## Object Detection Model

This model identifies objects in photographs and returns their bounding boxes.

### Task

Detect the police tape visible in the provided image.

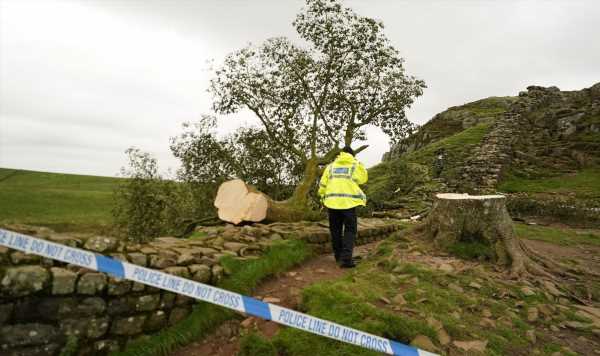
[0,228,438,356]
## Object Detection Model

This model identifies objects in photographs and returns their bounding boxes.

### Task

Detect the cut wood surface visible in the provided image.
[214,179,270,224]
[214,179,323,224]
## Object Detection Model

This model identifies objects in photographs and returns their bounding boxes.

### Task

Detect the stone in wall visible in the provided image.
[77,273,107,295]
[0,323,63,349]
[1,266,49,298]
[59,316,109,338]
[84,236,118,253]
[0,218,404,354]
[110,315,146,336]
[50,268,77,295]
[131,294,161,312]
[144,310,168,332]
[107,276,132,296]
[189,264,212,283]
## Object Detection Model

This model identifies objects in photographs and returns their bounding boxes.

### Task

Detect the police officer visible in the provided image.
[318,146,368,268]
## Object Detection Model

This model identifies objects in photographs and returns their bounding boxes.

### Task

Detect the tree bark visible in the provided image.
[424,193,585,279]
[288,157,320,208]
[214,179,319,225]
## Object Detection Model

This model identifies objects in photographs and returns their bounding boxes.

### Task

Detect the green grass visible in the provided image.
[238,332,278,356]
[0,167,122,232]
[447,241,494,261]
[457,96,515,116]
[403,121,493,165]
[187,231,208,240]
[366,122,493,207]
[116,239,313,356]
[515,223,600,246]
[499,168,600,199]
[258,247,538,356]
[271,276,436,356]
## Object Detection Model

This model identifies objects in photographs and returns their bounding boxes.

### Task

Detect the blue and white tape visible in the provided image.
[0,228,437,356]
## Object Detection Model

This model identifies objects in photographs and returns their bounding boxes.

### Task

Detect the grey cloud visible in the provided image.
[1,0,599,176]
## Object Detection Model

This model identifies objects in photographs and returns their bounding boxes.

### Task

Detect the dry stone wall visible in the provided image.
[0,218,402,355]
[458,83,600,193]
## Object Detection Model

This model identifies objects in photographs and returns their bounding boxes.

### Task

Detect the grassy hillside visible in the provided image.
[0,167,122,232]
[370,85,600,226]
[499,168,600,200]
[385,96,515,160]
[366,122,494,210]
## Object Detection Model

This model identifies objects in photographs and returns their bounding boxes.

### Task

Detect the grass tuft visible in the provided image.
[238,332,278,356]
[447,241,494,261]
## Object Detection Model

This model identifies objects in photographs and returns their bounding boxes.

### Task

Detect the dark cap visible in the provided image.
[342,146,355,156]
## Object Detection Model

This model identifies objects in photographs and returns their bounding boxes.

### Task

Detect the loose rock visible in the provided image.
[411,335,437,352]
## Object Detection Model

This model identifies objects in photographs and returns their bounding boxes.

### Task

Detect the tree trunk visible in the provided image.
[214,179,319,225]
[288,157,320,208]
[424,193,584,279]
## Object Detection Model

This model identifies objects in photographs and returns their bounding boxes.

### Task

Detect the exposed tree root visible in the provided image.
[424,193,599,304]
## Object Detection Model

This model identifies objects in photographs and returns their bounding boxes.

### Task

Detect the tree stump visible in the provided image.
[214,179,316,225]
[425,193,572,278]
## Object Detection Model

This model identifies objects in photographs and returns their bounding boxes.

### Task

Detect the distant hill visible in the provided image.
[0,167,123,233]
[367,83,600,226]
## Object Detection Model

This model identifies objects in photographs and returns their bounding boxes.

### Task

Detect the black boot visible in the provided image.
[339,259,356,268]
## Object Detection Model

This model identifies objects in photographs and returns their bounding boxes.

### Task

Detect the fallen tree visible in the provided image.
[207,0,425,219]
[214,179,318,224]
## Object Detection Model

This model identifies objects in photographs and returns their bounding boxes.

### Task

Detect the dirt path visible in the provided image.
[171,243,379,356]
[523,239,600,274]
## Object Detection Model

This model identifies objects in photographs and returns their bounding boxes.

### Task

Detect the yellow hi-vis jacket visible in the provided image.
[318,152,368,209]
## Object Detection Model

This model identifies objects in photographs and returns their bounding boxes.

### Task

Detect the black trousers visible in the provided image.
[327,208,357,263]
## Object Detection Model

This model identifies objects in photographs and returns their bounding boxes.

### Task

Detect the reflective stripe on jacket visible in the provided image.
[318,152,368,209]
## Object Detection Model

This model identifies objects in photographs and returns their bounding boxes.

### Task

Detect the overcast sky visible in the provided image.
[1,0,599,177]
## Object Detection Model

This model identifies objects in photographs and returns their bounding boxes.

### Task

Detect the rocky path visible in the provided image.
[171,243,378,356]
